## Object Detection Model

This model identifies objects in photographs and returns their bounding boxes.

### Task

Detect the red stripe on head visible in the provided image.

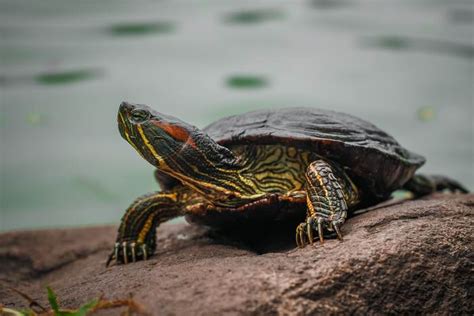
[151,120,197,149]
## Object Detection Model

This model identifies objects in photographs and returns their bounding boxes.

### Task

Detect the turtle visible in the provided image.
[107,102,468,265]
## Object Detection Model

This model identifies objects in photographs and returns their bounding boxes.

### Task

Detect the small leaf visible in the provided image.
[75,298,100,316]
[47,286,60,313]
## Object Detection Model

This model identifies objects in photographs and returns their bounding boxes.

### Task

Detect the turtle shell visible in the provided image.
[203,107,425,200]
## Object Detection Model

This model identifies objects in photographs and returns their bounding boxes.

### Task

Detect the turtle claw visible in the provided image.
[333,222,343,241]
[106,241,153,266]
[307,220,314,245]
[131,243,137,262]
[317,218,324,244]
[330,210,347,241]
[122,242,128,264]
[106,243,119,267]
[296,223,307,247]
[295,217,322,247]
[295,211,347,248]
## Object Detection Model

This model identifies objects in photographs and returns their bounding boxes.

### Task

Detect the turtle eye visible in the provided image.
[130,109,150,123]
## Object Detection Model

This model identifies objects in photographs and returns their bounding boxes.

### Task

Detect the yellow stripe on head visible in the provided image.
[137,124,166,166]
[118,112,145,158]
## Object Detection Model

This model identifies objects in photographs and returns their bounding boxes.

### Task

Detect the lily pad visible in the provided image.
[310,0,351,9]
[108,21,175,36]
[370,36,411,50]
[226,75,268,89]
[363,35,474,59]
[35,69,100,85]
[224,9,284,24]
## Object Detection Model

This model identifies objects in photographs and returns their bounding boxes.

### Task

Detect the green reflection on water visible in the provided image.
[370,36,410,50]
[0,46,36,63]
[35,69,101,85]
[417,106,436,122]
[71,176,119,203]
[25,112,47,126]
[391,190,412,199]
[224,9,284,24]
[108,21,175,36]
[226,75,268,89]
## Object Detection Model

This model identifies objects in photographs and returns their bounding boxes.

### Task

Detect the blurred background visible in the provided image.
[0,0,472,232]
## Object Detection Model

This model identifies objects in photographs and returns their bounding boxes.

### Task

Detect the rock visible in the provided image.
[1,193,473,315]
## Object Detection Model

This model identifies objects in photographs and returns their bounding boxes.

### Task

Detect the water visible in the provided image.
[1,0,473,232]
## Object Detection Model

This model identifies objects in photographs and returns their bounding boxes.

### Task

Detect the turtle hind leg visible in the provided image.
[296,160,360,247]
[403,174,469,198]
[106,191,182,266]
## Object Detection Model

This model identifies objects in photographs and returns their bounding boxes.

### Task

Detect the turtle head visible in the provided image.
[118,101,203,168]
[118,101,238,178]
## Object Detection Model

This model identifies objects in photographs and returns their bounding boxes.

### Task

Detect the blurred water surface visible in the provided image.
[1,0,473,231]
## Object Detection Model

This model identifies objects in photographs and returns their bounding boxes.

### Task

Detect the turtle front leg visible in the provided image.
[296,160,359,247]
[106,191,182,266]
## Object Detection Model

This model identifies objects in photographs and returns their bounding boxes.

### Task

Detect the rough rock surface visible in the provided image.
[1,194,473,315]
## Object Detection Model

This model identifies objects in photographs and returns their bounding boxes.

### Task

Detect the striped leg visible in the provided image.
[106,191,181,266]
[296,160,359,247]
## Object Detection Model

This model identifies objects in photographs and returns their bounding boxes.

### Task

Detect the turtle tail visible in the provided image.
[403,174,469,197]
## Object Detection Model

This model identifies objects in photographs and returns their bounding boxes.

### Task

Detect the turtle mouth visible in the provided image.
[117,111,136,142]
